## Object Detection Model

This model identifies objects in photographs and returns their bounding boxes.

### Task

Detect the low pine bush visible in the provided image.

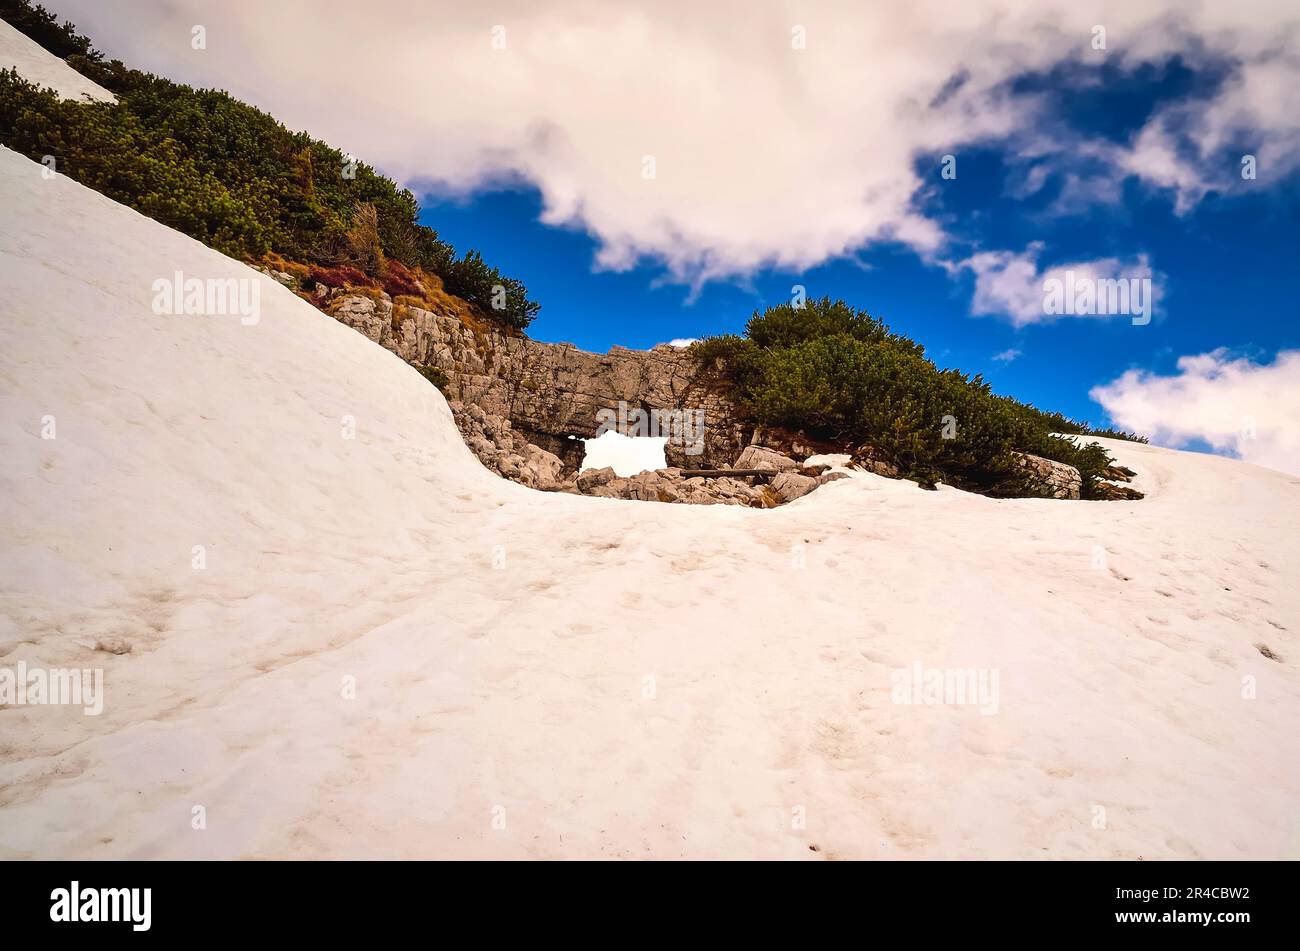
[0,0,541,330]
[693,297,1143,497]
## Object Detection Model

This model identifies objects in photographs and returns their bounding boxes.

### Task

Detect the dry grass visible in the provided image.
[258,251,312,283]
[260,255,518,343]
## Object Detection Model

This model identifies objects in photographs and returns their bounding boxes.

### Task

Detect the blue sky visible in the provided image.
[418,90,1299,429]
[418,179,1300,428]
[52,0,1300,471]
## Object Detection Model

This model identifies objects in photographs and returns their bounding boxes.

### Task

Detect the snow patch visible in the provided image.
[1,145,1298,860]
[0,19,115,103]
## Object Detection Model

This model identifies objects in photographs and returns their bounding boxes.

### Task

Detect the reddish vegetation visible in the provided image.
[381,260,424,298]
[309,265,374,289]
[273,256,524,338]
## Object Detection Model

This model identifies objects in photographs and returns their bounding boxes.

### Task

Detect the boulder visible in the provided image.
[770,471,819,503]
[848,444,901,478]
[450,399,568,491]
[577,466,618,491]
[332,294,377,317]
[523,444,566,490]
[1094,481,1145,501]
[1012,452,1082,500]
[625,481,661,502]
[733,445,797,472]
[587,481,628,499]
[254,266,295,288]
[1098,464,1138,483]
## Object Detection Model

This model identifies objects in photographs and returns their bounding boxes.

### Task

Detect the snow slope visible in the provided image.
[0,20,114,102]
[1,145,1298,859]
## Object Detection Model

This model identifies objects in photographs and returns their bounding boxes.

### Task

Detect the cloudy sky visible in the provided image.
[55,0,1300,472]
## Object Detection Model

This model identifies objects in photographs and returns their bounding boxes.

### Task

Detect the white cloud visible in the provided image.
[1091,349,1300,476]
[992,348,1022,363]
[1116,50,1300,212]
[664,338,699,348]
[53,0,1300,284]
[1118,118,1211,214]
[960,245,1158,327]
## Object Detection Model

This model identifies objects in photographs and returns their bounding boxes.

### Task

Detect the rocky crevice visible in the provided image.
[318,284,753,467]
[277,273,1132,503]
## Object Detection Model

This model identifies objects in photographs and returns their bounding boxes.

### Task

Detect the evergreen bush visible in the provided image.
[693,297,1145,497]
[0,0,541,330]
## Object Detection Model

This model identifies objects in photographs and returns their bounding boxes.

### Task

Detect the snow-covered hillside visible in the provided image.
[0,19,114,102]
[1,144,1297,859]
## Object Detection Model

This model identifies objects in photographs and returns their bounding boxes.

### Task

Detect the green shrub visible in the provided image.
[745,298,923,356]
[0,0,541,330]
[441,250,539,331]
[417,366,450,393]
[693,297,1142,497]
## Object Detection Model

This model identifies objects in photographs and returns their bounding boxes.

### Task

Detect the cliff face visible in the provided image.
[326,290,751,471]
[315,285,1105,501]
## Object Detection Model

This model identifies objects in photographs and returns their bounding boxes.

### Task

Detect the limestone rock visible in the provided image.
[734,445,797,472]
[587,480,628,499]
[323,292,1117,504]
[1013,452,1083,500]
[254,265,295,288]
[577,467,617,491]
[449,399,567,491]
[1098,464,1138,483]
[848,444,901,478]
[1094,480,1145,501]
[327,293,749,471]
[770,471,819,503]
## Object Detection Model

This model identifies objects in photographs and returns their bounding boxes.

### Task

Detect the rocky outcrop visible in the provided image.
[450,401,569,491]
[1013,452,1083,500]
[576,466,617,492]
[1093,481,1144,501]
[769,470,819,503]
[1094,463,1144,500]
[578,447,851,507]
[450,411,845,507]
[319,287,1127,503]
[734,445,799,472]
[581,468,771,506]
[324,290,749,471]
[847,443,903,479]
